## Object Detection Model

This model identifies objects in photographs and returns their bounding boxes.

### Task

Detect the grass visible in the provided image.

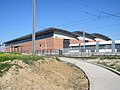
[94,58,120,72]
[0,63,11,76]
[98,55,120,60]
[0,53,44,63]
[0,52,45,76]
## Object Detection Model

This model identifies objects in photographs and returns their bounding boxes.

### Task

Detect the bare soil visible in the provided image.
[0,59,88,90]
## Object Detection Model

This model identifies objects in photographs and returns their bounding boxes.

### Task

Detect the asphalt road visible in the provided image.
[59,57,120,90]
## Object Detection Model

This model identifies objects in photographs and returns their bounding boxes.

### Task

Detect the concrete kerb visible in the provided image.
[71,57,120,76]
[87,62,120,76]
[58,57,90,90]
[58,57,120,90]
[58,56,120,76]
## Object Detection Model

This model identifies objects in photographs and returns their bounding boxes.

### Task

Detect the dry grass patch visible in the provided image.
[0,59,88,90]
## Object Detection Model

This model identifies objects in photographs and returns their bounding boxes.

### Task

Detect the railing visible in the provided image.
[21,48,120,57]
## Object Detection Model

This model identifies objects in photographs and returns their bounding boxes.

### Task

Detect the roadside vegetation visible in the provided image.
[85,55,120,72]
[0,52,44,76]
[0,52,88,90]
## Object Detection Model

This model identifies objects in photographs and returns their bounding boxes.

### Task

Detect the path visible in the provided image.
[59,57,120,90]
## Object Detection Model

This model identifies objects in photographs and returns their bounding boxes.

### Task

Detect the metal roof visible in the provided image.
[73,31,95,40]
[4,27,78,44]
[91,33,111,41]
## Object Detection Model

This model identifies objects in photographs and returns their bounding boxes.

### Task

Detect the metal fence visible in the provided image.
[21,47,120,57]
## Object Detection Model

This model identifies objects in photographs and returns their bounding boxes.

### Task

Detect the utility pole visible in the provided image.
[32,0,36,54]
[83,30,85,52]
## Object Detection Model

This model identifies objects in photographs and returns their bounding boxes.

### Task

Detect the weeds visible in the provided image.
[0,53,44,63]
[0,63,11,76]
[0,52,45,76]
[99,55,120,60]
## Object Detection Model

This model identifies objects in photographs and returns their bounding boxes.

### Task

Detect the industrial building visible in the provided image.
[4,28,79,53]
[4,27,111,53]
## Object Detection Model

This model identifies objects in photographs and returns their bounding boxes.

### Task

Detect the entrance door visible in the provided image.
[63,39,70,48]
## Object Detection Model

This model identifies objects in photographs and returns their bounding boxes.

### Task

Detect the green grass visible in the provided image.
[0,52,45,76]
[0,63,11,76]
[0,53,44,63]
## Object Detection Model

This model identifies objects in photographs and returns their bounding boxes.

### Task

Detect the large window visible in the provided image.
[99,44,111,49]
[5,32,53,46]
[36,32,53,40]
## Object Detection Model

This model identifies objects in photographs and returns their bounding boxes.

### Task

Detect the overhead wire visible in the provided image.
[86,23,120,30]
[69,0,120,19]
[49,0,99,18]
[39,0,120,37]
[99,11,120,18]
[47,0,120,28]
[55,14,120,28]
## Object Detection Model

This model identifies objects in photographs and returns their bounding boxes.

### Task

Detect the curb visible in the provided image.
[58,57,90,90]
[90,62,120,76]
[59,57,120,76]
[73,58,120,76]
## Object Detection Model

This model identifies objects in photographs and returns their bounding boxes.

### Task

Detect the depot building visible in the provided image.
[4,27,111,53]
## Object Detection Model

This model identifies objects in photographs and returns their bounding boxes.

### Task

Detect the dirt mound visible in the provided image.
[0,59,88,90]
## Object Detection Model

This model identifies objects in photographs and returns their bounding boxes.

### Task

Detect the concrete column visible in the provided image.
[96,42,99,52]
[111,40,115,52]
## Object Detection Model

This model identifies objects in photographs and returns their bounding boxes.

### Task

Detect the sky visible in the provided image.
[0,0,120,44]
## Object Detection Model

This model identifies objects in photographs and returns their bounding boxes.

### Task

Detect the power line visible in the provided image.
[55,14,119,28]
[86,23,120,30]
[46,0,120,29]
[69,0,120,19]
[69,0,100,12]
[100,11,120,18]
[55,17,95,27]
[49,0,99,18]
[57,18,98,28]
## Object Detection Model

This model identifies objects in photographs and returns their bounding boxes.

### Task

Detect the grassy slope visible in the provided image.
[0,52,44,76]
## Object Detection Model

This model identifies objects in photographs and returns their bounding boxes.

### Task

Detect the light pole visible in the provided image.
[32,0,36,54]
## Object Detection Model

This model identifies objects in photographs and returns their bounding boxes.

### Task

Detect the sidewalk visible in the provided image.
[59,57,120,90]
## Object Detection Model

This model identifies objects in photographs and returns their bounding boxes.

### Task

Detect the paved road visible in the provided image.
[59,57,120,90]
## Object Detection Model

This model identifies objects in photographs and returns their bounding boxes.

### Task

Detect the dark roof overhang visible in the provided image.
[91,33,111,41]
[73,31,95,40]
[4,27,78,44]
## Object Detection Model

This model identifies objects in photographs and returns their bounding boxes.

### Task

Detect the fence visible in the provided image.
[15,40,120,57]
[21,47,120,57]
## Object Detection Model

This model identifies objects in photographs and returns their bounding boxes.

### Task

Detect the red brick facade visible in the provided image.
[5,37,79,53]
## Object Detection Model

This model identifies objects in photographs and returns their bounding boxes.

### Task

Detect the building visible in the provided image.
[73,31,95,42]
[91,33,111,42]
[4,28,79,53]
[4,27,111,53]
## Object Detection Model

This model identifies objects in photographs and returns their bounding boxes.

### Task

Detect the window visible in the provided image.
[115,44,120,49]
[5,32,53,46]
[85,40,89,42]
[39,44,41,47]
[36,32,53,40]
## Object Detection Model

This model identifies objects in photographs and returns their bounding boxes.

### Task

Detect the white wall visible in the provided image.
[53,34,76,40]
